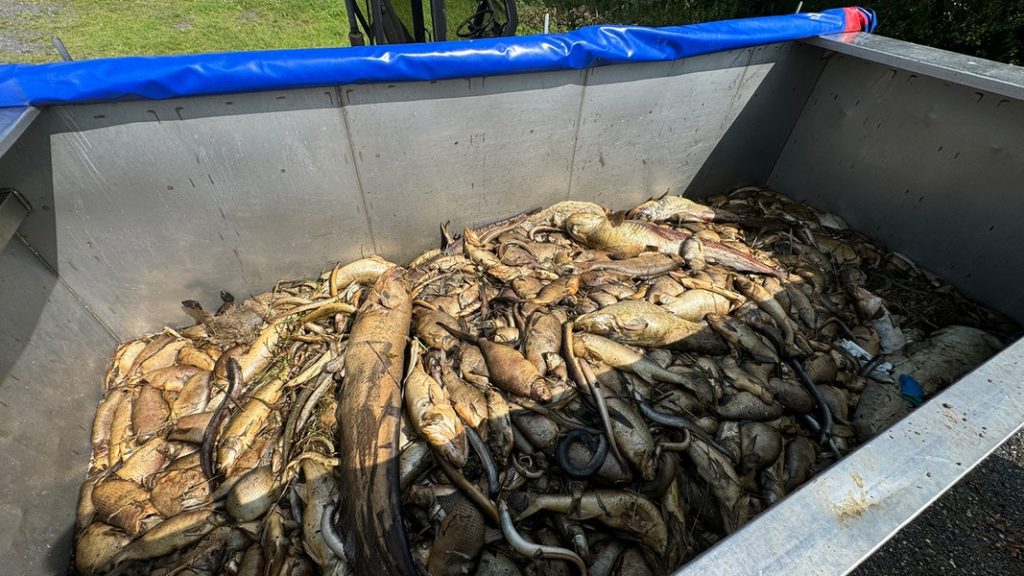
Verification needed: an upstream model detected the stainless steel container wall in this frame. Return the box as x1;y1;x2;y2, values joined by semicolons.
1;33;1022;575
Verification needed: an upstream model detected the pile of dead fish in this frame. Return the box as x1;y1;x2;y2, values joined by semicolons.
74;187;1016;576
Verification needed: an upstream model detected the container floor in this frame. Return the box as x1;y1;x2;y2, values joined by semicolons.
854;431;1024;576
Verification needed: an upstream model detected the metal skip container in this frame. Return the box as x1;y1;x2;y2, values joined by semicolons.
1;7;1023;575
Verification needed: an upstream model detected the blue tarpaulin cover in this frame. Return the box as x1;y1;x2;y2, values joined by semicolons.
0;7;874;107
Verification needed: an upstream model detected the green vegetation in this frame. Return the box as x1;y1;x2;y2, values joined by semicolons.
515;0;1023;65
0;0;482;63
1;0;349;62
1;0;1021;65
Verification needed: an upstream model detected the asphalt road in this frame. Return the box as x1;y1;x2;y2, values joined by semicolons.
852;431;1024;575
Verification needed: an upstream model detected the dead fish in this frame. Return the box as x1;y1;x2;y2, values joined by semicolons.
170;411;215;444
511;410;559;453
90;388;132;471
171;370;213;419
404;342;468;468
474;549;524;576
739;422;784;474
414;307;460;351
225;465;281;522
706;313;778;363
439;362;488;432
782;436;818;491
132;384;171;441
662;289;731;321
151;466;210;517
330;255;397;294
531;275;580;306
682;236;707;271
717;391;784;421
759;449;787;506
182;298;266;346
301;460;351;576
441;325;552;402
178;345;217;371
628;194;738;223
734;276;804;357
75;523;131;576
116;436;176;484
604;395;658;481
614;547;657;576
524;311;565;375
216;377;284;472
107;509;220;570
139;364;201;392
687;436;749;534
584;252;683;280
485;389;514;467
335;267;417;576
576;300;727;354
109;339;147;388
513;490;668;555
91;478;160;536
565;213;783;277
126;334;175;378
459;344;490;388
428;495;486;576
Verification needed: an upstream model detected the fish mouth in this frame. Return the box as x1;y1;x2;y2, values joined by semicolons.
426;432;468;467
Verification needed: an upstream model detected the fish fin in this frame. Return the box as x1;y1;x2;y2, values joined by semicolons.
656;188;672;200
620;318;649;332
181;300;212;323
608;210;627;227
437;322;480;345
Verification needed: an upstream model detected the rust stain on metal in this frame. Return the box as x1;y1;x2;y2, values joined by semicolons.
832;472;876;521
941;402;959;429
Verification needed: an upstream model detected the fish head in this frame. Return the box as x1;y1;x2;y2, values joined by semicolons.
434;436;468;468
424;416;468;467
574;311;618;336
627;199;661;220
529;378;554;402
565;213;606;242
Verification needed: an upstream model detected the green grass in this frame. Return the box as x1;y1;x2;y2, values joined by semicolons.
6;0;1018;66
0;0;486;63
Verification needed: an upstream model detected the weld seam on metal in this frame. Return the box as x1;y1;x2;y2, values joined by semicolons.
337;86;380;256
565;68;590;200
14;232;120;342
764;43;833;187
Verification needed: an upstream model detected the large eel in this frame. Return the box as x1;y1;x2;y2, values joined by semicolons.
335;267;416;576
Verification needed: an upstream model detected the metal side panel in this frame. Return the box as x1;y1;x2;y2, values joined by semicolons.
0;106;39;157
341;70;585;264
569;42;825;209
45;88;372;336
768;52;1024;322
0;111;61;268
679;338;1024;576
0;237;115;575
0;190;31;251
807;33;1024;102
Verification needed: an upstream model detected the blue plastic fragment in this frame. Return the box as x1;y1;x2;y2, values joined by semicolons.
0;7;876;107
899;374;924;406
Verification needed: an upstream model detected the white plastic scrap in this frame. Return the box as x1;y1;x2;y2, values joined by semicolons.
839;338;893;379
